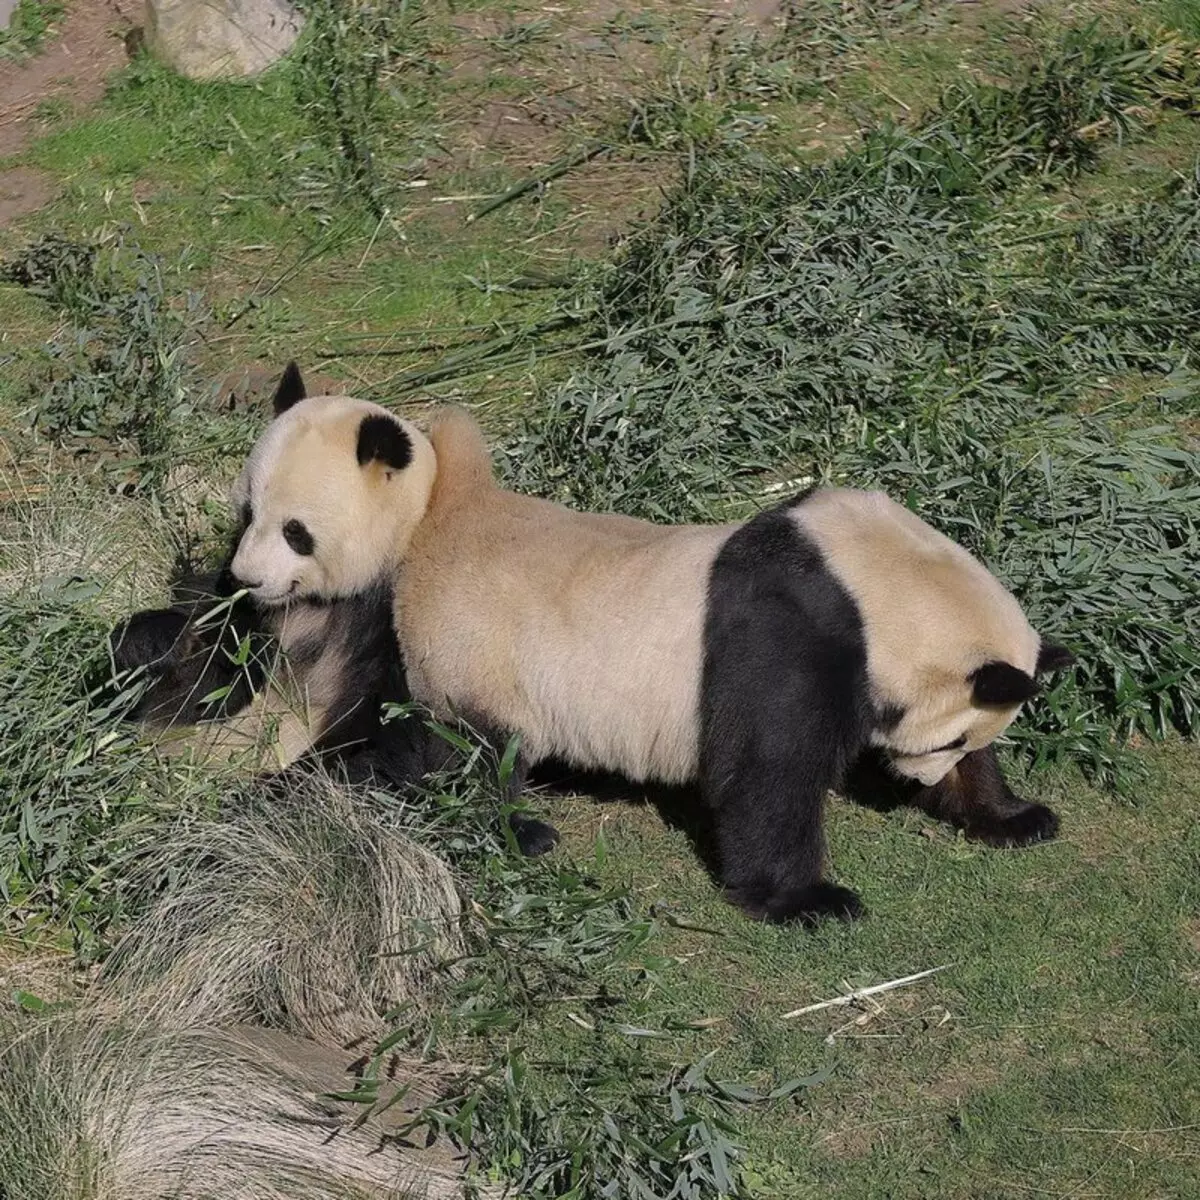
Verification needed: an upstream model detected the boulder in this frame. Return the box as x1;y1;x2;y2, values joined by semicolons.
144;0;303;81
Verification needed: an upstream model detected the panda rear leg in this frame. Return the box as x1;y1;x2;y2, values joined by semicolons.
384;715;561;859
911;745;1059;847
509;811;560;857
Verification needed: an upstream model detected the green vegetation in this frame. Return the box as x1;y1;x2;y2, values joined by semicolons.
0;0;64;61
1;1;1198;1197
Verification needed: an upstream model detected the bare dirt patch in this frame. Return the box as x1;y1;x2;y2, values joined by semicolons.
0;162;52;223
0;0;138;226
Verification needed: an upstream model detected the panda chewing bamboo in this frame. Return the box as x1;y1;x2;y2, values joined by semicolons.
225;365;1074;924
101;364;560;857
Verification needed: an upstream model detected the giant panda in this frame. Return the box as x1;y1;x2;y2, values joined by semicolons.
227;373;1075;925
100;364;560;856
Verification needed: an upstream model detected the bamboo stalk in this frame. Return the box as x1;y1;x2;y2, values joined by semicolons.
466;142;612;224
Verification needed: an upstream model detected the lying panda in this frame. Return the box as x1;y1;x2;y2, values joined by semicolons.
225;369;1074;924
101;364;560;856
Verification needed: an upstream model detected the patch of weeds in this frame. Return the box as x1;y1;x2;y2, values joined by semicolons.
624;3;940;152
781;0;941;73
0;585;160;959
626;39;782;152
2;232;208;476
1153;0;1200;37
292;0;435;218
0;0;65;61
935;23;1200;184
507;22;1200;782
31;95;71;126
484;17;552;53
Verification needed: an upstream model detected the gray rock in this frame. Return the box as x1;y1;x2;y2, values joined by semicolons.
144;0;304;81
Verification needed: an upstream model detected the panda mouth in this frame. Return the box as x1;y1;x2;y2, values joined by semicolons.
255;580;301;606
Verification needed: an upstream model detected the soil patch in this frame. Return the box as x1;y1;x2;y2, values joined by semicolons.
0;162;52;223
0;0;137;159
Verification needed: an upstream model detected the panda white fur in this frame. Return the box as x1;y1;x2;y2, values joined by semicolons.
228;372;1074;924
101;365;560;856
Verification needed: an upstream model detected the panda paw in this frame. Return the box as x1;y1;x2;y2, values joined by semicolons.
508;812;561;858
972;803;1060;848
726;879;865;926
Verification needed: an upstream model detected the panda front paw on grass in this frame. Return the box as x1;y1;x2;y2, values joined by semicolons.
98;362;1074;925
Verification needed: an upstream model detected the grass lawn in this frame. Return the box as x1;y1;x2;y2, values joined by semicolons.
1;1;1197;1195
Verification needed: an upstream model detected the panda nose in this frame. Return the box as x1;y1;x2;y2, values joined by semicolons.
229;566;262;590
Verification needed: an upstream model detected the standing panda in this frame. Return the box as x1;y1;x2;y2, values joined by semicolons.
225;372;1074;924
100;365;560;856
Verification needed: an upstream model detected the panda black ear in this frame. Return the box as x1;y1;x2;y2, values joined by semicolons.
971;661;1039;707
357;413;413;471
1036;641;1075;675
272;361;307;416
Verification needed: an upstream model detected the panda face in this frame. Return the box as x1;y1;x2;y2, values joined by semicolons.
790;488;1059;791
885;716;1003;787
229;396;436;606
876;647;1065;787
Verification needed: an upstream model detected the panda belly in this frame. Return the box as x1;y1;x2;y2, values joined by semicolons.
521;588;707;784
400;521;726;786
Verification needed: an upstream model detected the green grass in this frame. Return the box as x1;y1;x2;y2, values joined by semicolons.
523;743;1200;1198
0;0;64;61
1;2;1199;1197
1157;0;1200;36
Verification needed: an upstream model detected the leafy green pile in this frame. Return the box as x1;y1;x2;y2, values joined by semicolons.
3;232;206;473
511;26;1200;781
0;587;163;957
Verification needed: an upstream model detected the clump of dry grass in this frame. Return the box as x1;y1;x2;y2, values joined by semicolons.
0;1012;477;1200
0;773;483;1198
0;464;178;616
101;772;466;1048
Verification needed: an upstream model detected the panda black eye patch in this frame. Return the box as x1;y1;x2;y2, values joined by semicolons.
283;518;315;556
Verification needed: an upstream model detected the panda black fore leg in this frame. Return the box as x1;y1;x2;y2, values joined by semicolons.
701;508;873;926
912;745;1059;847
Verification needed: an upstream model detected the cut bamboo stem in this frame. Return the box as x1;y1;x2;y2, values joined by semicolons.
782;966;948;1020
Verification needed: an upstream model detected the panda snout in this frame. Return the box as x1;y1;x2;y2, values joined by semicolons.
230;568;263;590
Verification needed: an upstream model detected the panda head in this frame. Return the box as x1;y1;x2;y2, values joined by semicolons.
879;638;1075;786
227;363;436;606
798;489;1075;788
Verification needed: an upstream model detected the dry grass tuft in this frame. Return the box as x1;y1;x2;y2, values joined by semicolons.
0;1011;477;1199
100;772;467;1047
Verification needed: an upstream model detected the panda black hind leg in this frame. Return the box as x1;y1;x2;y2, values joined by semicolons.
485;733;560;858
700;509;872;925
